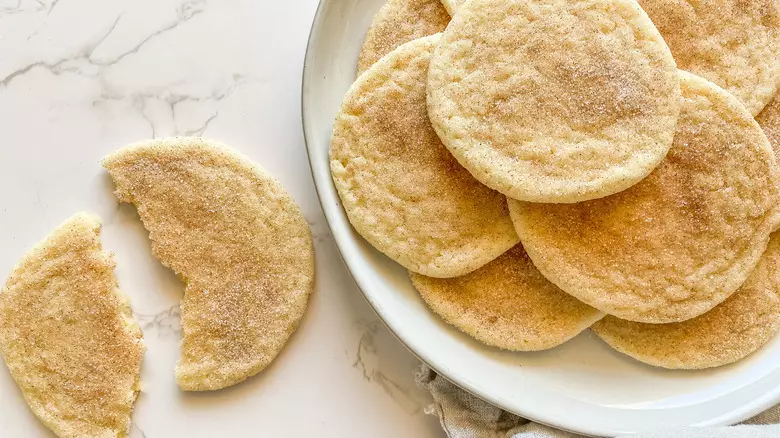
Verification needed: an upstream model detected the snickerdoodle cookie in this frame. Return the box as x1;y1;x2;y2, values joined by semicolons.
510;71;780;323
427;0;680;203
103;138;314;391
331;35;518;278
410;244;602;351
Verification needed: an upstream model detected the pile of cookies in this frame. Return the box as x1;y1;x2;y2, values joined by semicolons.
330;0;780;369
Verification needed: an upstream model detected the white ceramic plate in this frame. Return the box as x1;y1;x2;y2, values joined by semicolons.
301;0;780;435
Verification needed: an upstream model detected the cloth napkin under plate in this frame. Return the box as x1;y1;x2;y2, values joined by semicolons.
417;365;780;438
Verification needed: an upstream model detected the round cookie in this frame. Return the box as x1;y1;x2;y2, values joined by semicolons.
331;35;519;278
103;138;314;391
426;0;680;203
509;71;780;324
637;0;780;116
357;0;450;75
593;232;780;369
410;244;603;351
0;214;144;438
758;93;780;155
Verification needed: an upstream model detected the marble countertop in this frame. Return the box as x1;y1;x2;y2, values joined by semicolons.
0;0;445;436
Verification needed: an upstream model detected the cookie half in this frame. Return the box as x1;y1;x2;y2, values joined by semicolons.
0;213;144;438
103;138;314;391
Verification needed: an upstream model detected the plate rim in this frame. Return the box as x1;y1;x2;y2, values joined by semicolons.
299;0;780;435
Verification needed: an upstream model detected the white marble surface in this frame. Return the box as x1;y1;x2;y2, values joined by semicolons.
0;0;445;436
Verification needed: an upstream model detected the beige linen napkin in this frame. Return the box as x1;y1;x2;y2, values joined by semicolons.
417;365;780;438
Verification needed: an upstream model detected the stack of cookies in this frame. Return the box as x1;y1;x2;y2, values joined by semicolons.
330;0;780;369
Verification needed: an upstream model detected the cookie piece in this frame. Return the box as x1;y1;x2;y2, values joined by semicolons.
510;71;780;323
357;0;450;75
103;138;314;391
331;35;519;278
637;0;780;116
0;213;144;438
426;0;680;203
593;232;780;369
410;244;603;351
